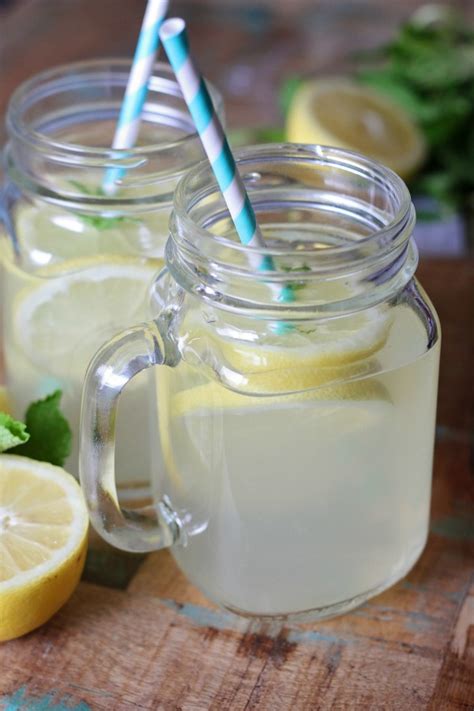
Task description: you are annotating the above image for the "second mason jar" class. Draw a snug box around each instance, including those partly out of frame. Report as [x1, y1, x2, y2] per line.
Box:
[80, 145, 440, 621]
[0, 59, 222, 495]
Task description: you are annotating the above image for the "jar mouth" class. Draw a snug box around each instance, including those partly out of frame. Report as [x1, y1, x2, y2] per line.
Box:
[4, 59, 222, 205]
[169, 144, 417, 315]
[6, 59, 211, 158]
[173, 143, 412, 261]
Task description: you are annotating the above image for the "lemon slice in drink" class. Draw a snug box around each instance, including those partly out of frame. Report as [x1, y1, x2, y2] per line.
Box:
[170, 306, 392, 415]
[286, 78, 425, 179]
[15, 203, 131, 265]
[193, 305, 392, 395]
[173, 378, 390, 418]
[0, 455, 88, 641]
[15, 203, 168, 267]
[13, 257, 159, 380]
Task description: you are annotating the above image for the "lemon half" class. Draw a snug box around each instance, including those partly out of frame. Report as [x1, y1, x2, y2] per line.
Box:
[286, 78, 425, 180]
[0, 455, 88, 641]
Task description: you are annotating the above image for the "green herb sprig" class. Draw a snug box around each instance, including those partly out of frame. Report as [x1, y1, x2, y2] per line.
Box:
[357, 8, 474, 211]
[0, 390, 72, 466]
[70, 180, 140, 231]
[247, 8, 474, 216]
[280, 262, 311, 292]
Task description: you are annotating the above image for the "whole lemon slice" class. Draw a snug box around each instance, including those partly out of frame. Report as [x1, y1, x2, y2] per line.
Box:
[286, 78, 425, 180]
[0, 455, 88, 641]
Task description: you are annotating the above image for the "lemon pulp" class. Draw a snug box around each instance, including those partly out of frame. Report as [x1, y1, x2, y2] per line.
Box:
[286, 78, 425, 180]
[0, 455, 88, 641]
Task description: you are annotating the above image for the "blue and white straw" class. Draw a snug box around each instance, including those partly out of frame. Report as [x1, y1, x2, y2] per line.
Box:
[160, 18, 293, 304]
[103, 0, 169, 194]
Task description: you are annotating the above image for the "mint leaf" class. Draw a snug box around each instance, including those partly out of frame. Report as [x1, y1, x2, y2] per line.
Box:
[69, 180, 139, 232]
[0, 413, 29, 453]
[279, 263, 311, 293]
[79, 213, 128, 230]
[280, 263, 311, 273]
[229, 126, 286, 148]
[279, 75, 303, 117]
[12, 391, 72, 466]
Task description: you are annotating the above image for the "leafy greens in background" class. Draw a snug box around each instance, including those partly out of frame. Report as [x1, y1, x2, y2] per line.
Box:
[0, 390, 72, 466]
[357, 7, 474, 211]
[231, 7, 474, 216]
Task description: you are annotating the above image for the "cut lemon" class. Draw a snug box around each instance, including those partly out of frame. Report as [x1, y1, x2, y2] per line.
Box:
[172, 378, 391, 418]
[0, 455, 88, 641]
[183, 304, 392, 395]
[286, 78, 425, 180]
[13, 257, 160, 380]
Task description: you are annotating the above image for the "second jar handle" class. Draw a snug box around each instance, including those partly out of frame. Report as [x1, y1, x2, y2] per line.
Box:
[79, 319, 181, 553]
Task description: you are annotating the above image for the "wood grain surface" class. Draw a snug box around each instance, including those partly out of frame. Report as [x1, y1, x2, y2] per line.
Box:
[0, 2, 473, 709]
[1, 436, 473, 709]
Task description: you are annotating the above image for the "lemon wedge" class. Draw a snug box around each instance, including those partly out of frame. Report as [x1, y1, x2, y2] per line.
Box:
[286, 78, 425, 180]
[0, 455, 88, 641]
[12, 257, 159, 381]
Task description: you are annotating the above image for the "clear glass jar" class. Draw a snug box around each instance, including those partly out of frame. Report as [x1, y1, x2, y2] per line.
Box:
[0, 59, 222, 495]
[80, 144, 440, 621]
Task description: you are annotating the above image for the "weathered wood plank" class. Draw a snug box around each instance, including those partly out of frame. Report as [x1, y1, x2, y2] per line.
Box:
[0, 440, 472, 709]
[0, 584, 445, 709]
[428, 582, 474, 711]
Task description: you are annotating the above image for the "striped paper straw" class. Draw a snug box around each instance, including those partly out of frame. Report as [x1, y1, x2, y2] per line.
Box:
[160, 18, 293, 303]
[103, 0, 169, 194]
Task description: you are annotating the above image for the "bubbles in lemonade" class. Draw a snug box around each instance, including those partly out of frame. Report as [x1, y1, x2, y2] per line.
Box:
[1, 200, 167, 486]
[156, 302, 440, 617]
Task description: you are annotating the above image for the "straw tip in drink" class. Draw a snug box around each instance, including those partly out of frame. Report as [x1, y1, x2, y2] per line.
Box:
[160, 17, 186, 40]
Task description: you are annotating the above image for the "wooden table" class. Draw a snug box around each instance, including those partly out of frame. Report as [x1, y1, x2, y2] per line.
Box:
[1, 2, 473, 709]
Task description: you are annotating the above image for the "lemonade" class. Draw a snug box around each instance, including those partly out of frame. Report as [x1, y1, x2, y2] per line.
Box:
[1, 60, 221, 491]
[159, 306, 440, 616]
[78, 145, 440, 620]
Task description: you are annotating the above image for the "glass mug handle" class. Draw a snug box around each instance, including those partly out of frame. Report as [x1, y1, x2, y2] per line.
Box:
[79, 319, 181, 553]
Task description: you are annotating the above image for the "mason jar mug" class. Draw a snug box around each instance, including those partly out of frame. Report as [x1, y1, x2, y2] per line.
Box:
[0, 59, 222, 495]
[80, 144, 440, 621]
